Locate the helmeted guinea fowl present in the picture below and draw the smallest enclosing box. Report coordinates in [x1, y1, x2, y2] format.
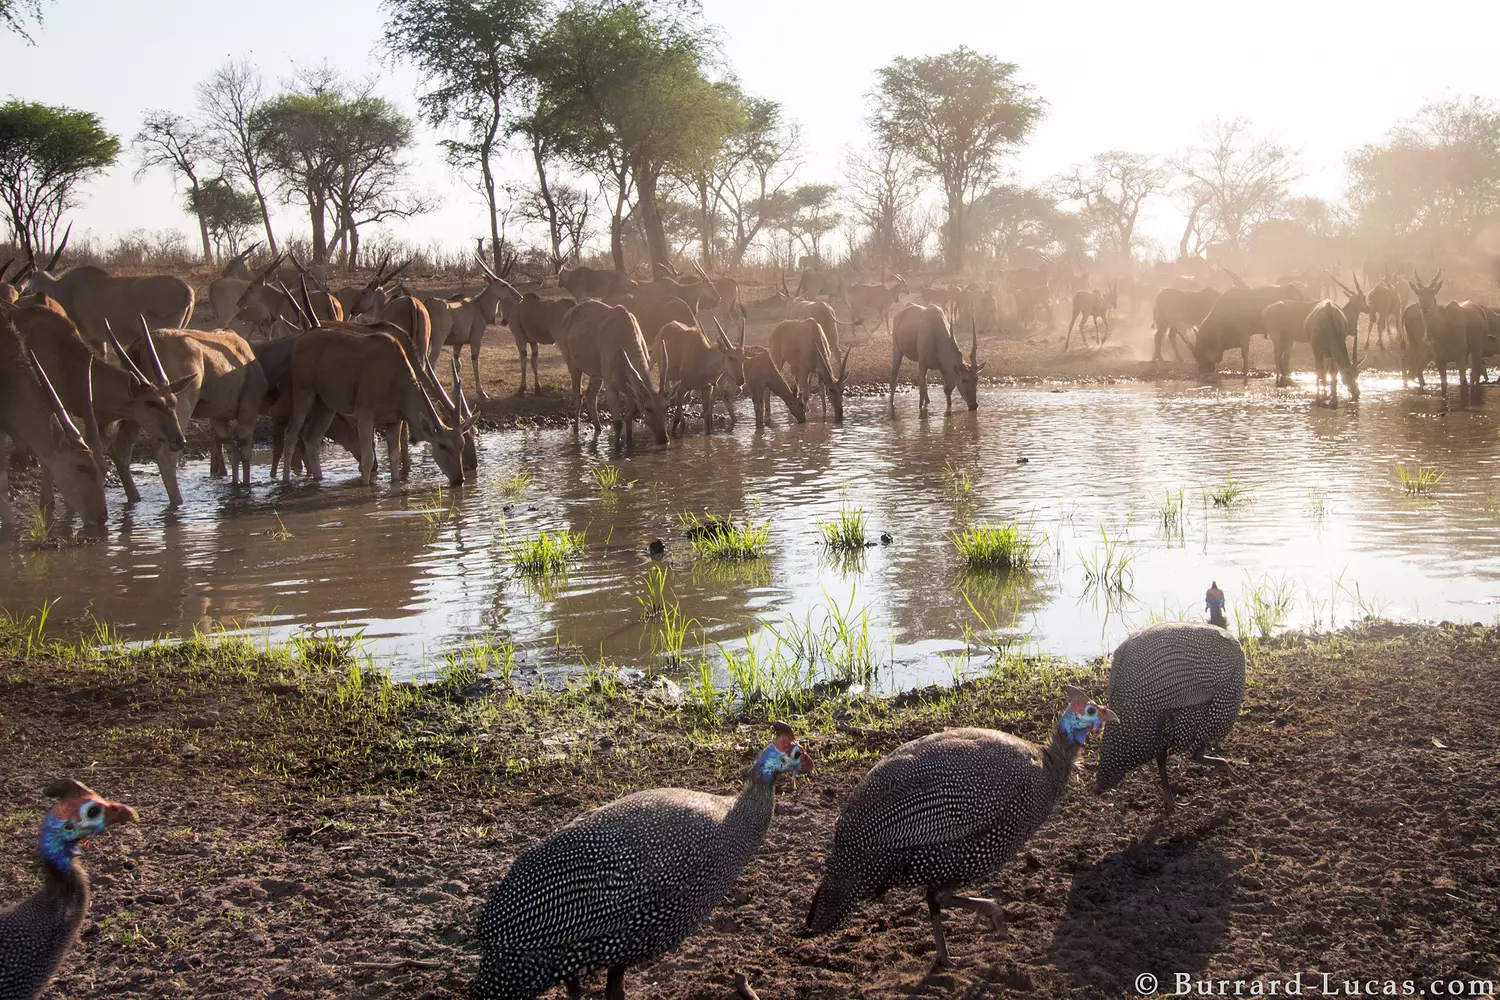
[1094, 619, 1245, 814]
[0, 779, 138, 1000]
[471, 722, 811, 1000]
[805, 685, 1116, 970]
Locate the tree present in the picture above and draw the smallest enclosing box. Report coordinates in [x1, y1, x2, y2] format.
[135, 111, 215, 263]
[382, 0, 543, 274]
[514, 176, 593, 265]
[1, 0, 48, 40]
[969, 184, 1077, 264]
[527, 0, 742, 271]
[0, 100, 118, 258]
[255, 69, 423, 264]
[1171, 119, 1299, 255]
[843, 143, 925, 275]
[776, 183, 841, 263]
[197, 58, 278, 252]
[868, 47, 1044, 270]
[189, 178, 262, 258]
[1347, 97, 1500, 253]
[1053, 150, 1163, 262]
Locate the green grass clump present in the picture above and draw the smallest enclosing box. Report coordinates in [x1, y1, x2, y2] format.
[590, 464, 631, 493]
[497, 468, 533, 497]
[680, 512, 769, 561]
[1080, 525, 1135, 593]
[817, 505, 867, 551]
[950, 521, 1041, 570]
[1395, 462, 1443, 495]
[507, 529, 585, 575]
[1207, 474, 1252, 507]
[1156, 488, 1186, 535]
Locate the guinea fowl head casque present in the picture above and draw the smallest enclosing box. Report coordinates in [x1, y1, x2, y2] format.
[753, 721, 813, 783]
[38, 779, 137, 873]
[1059, 684, 1120, 745]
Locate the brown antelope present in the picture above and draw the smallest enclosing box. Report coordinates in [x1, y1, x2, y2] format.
[1066, 281, 1118, 350]
[14, 310, 193, 506]
[796, 268, 848, 301]
[377, 294, 434, 361]
[112, 328, 268, 505]
[742, 347, 806, 429]
[1408, 272, 1484, 402]
[553, 299, 672, 446]
[1152, 287, 1220, 362]
[1012, 284, 1050, 328]
[694, 262, 739, 321]
[787, 297, 861, 357]
[656, 314, 746, 436]
[1189, 281, 1307, 375]
[219, 243, 259, 281]
[1400, 302, 1432, 389]
[889, 303, 983, 412]
[609, 294, 697, 362]
[283, 325, 474, 486]
[423, 254, 522, 397]
[0, 257, 23, 303]
[237, 257, 345, 334]
[769, 318, 851, 423]
[847, 275, 909, 334]
[558, 263, 624, 300]
[22, 257, 195, 354]
[508, 294, 575, 395]
[1366, 276, 1402, 348]
[1305, 300, 1358, 407]
[1261, 299, 1318, 385]
[0, 313, 108, 533]
[639, 261, 721, 313]
[334, 256, 410, 321]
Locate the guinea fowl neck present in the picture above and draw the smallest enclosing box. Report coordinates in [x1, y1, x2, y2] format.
[723, 773, 780, 853]
[1040, 720, 1086, 801]
[37, 825, 89, 908]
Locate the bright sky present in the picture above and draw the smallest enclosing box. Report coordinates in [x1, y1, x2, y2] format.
[3, 0, 1497, 260]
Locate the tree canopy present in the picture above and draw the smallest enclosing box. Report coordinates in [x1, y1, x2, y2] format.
[0, 99, 119, 258]
[868, 47, 1043, 269]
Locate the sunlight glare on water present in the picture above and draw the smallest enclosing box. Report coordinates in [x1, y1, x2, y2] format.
[4, 375, 1499, 689]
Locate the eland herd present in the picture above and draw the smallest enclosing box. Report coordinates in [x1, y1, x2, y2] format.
[0, 233, 1493, 537]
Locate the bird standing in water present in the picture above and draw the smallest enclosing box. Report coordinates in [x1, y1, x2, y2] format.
[1205, 581, 1227, 628]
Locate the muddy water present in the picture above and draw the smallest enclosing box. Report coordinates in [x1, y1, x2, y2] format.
[4, 375, 1500, 688]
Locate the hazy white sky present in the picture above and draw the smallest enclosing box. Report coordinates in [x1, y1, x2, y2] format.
[3, 0, 1497, 258]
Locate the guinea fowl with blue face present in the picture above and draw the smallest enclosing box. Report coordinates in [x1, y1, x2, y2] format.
[0, 779, 138, 1000]
[471, 721, 811, 1000]
[805, 685, 1116, 971]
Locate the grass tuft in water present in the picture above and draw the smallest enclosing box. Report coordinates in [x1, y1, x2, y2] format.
[1206, 474, 1252, 508]
[507, 529, 585, 575]
[1305, 487, 1329, 522]
[680, 512, 769, 561]
[817, 505, 867, 551]
[1394, 462, 1443, 495]
[636, 564, 670, 619]
[1156, 488, 1186, 535]
[950, 520, 1041, 570]
[590, 464, 632, 493]
[497, 468, 533, 497]
[1080, 526, 1135, 593]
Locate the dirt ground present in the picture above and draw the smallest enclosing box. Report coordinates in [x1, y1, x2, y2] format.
[2, 622, 1496, 999]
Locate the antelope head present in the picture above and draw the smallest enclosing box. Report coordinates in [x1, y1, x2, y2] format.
[711, 316, 746, 386]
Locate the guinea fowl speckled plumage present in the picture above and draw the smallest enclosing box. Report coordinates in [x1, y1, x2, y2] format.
[805, 686, 1116, 970]
[0, 779, 137, 1000]
[1094, 620, 1246, 814]
[471, 723, 811, 1000]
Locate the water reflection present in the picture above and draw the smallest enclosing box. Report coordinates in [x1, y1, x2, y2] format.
[4, 373, 1500, 688]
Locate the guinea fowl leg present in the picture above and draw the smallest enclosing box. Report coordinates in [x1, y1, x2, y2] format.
[1157, 749, 1176, 815]
[936, 892, 1006, 932]
[605, 965, 627, 1000]
[1190, 750, 1232, 772]
[925, 888, 953, 971]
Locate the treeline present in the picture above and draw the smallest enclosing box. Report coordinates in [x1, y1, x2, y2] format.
[1, 0, 1498, 278]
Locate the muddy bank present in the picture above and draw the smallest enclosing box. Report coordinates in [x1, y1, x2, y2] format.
[2, 619, 1496, 998]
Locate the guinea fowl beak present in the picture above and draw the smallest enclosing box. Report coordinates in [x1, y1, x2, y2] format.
[1097, 706, 1120, 727]
[103, 802, 139, 827]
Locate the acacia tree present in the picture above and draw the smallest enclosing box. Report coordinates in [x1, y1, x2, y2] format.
[1171, 119, 1298, 255]
[1, 0, 48, 40]
[189, 178, 262, 257]
[256, 70, 422, 264]
[381, 0, 543, 273]
[0, 100, 118, 258]
[1348, 97, 1500, 251]
[197, 58, 278, 253]
[135, 111, 215, 263]
[1053, 150, 1163, 262]
[527, 0, 741, 271]
[776, 183, 840, 263]
[843, 143, 924, 275]
[868, 47, 1044, 271]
